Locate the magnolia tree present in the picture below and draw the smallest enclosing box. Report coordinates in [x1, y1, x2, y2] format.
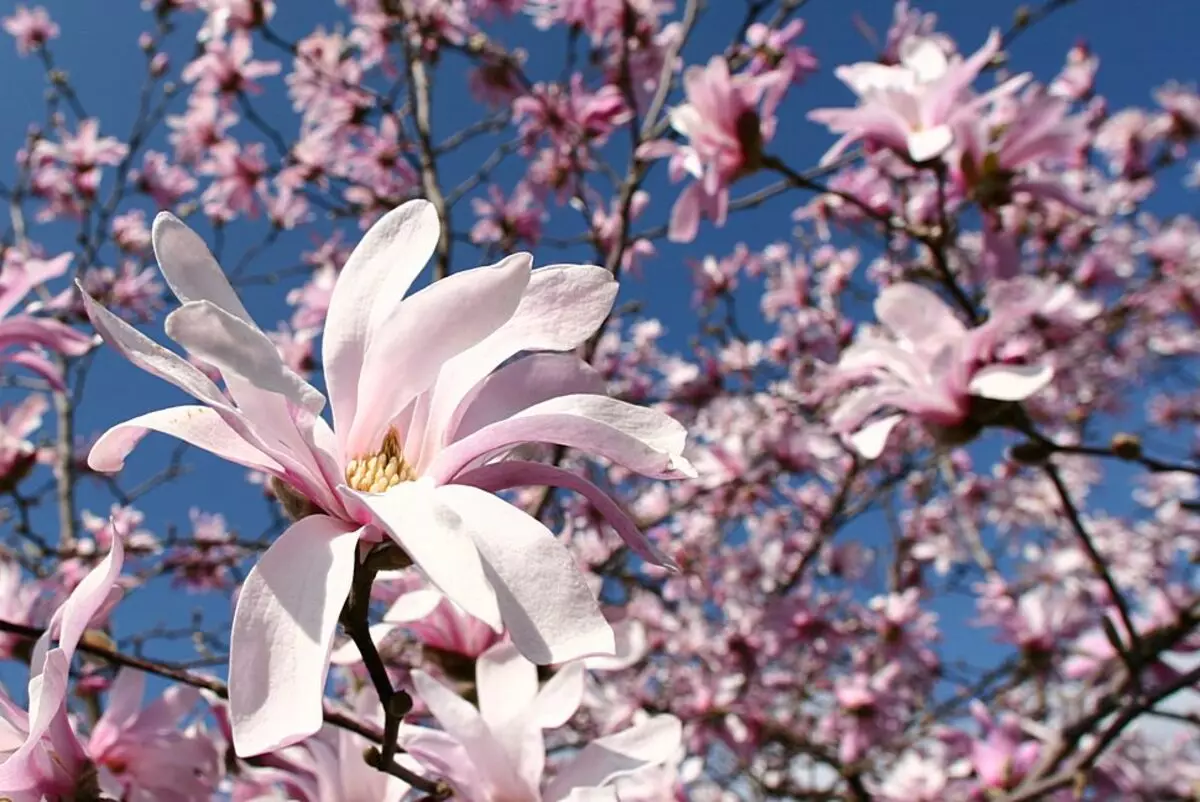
[0, 0, 1196, 799]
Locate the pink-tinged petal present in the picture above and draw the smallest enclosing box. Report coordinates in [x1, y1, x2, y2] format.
[419, 265, 617, 454]
[35, 536, 125, 667]
[398, 724, 485, 796]
[475, 645, 540, 781]
[0, 317, 96, 356]
[0, 651, 71, 791]
[433, 395, 693, 484]
[165, 301, 324, 414]
[0, 691, 27, 752]
[0, 350, 68, 391]
[848, 414, 903, 459]
[531, 661, 585, 730]
[542, 715, 683, 801]
[584, 620, 648, 672]
[435, 484, 615, 664]
[228, 515, 360, 757]
[874, 283, 965, 346]
[457, 460, 675, 569]
[346, 253, 531, 458]
[0, 253, 72, 319]
[87, 669, 144, 755]
[323, 201, 440, 440]
[79, 287, 227, 408]
[667, 183, 702, 243]
[463, 642, 529, 706]
[344, 480, 503, 632]
[906, 125, 954, 162]
[967, 363, 1054, 401]
[152, 213, 254, 321]
[410, 670, 528, 795]
[87, 405, 283, 475]
[449, 353, 607, 448]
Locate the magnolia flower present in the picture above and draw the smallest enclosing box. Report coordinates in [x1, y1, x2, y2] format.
[87, 669, 221, 801]
[809, 30, 1029, 165]
[403, 641, 683, 801]
[0, 536, 124, 797]
[233, 690, 412, 802]
[828, 283, 1054, 458]
[83, 199, 693, 757]
[0, 252, 96, 389]
[637, 57, 786, 243]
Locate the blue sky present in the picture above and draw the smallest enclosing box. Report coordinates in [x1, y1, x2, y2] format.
[0, 0, 1196, 710]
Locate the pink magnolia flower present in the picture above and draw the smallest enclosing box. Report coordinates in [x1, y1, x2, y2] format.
[3, 5, 58, 54]
[0, 251, 96, 389]
[954, 87, 1090, 211]
[0, 536, 123, 797]
[827, 283, 1054, 458]
[87, 669, 221, 801]
[741, 20, 818, 82]
[168, 94, 238, 165]
[638, 57, 785, 243]
[182, 31, 280, 96]
[969, 701, 1041, 791]
[471, 182, 545, 248]
[809, 30, 1028, 165]
[131, 151, 198, 208]
[83, 199, 693, 757]
[232, 690, 412, 802]
[404, 641, 683, 801]
[199, 140, 268, 221]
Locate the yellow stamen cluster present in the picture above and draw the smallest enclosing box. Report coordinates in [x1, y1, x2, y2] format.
[345, 428, 417, 493]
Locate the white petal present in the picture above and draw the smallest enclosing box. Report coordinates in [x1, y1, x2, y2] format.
[345, 480, 503, 632]
[543, 715, 683, 801]
[967, 362, 1054, 401]
[228, 516, 360, 757]
[152, 212, 253, 322]
[323, 200, 440, 442]
[436, 484, 615, 665]
[848, 414, 903, 459]
[165, 300, 324, 414]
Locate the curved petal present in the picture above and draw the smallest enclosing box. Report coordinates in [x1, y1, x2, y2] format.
[430, 395, 694, 484]
[967, 363, 1054, 401]
[475, 642, 539, 735]
[906, 124, 954, 162]
[447, 353, 608, 450]
[323, 201, 440, 440]
[88, 669, 144, 754]
[457, 460, 675, 570]
[410, 670, 527, 795]
[873, 283, 965, 347]
[419, 265, 617, 453]
[79, 287, 227, 409]
[344, 480, 502, 632]
[435, 484, 615, 664]
[398, 724, 483, 794]
[346, 253, 531, 459]
[532, 661, 585, 730]
[87, 405, 283, 475]
[228, 515, 360, 757]
[542, 715, 682, 801]
[165, 300, 324, 414]
[848, 414, 904, 459]
[152, 213, 253, 321]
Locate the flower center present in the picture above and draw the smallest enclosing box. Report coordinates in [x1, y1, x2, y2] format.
[345, 428, 417, 493]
